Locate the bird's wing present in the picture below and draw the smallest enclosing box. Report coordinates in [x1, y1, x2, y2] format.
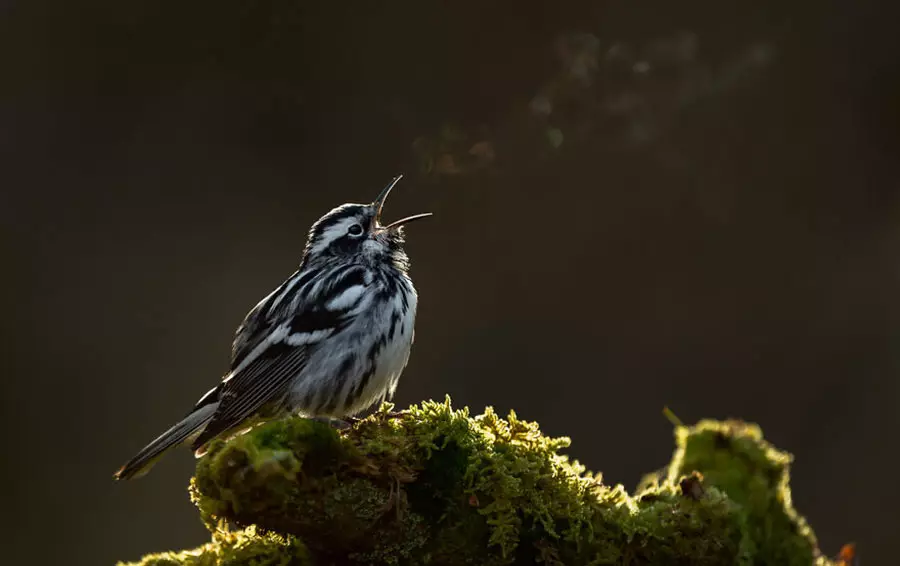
[230, 268, 306, 369]
[190, 335, 310, 451]
[192, 265, 370, 450]
[230, 298, 271, 369]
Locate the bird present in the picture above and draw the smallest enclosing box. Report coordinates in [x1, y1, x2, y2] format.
[113, 175, 431, 480]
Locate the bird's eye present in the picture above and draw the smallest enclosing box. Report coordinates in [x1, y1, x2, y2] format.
[347, 223, 364, 236]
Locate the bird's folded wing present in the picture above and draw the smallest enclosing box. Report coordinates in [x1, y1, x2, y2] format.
[190, 339, 310, 451]
[191, 296, 361, 451]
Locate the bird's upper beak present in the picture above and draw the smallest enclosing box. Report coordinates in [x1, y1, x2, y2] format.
[371, 174, 433, 232]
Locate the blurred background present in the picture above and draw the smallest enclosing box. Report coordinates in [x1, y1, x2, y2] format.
[2, 0, 899, 564]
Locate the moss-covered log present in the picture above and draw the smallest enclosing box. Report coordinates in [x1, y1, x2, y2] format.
[119, 398, 837, 565]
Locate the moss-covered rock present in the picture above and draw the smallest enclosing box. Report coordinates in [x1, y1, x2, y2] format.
[120, 398, 837, 565]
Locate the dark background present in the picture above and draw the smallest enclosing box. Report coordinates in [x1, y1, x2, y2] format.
[2, 1, 899, 564]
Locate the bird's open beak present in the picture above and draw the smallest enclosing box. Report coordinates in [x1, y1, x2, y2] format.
[371, 174, 433, 232]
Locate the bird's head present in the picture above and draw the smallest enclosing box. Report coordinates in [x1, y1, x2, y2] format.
[302, 175, 431, 268]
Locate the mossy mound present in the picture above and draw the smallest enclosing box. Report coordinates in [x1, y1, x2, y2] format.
[120, 398, 836, 565]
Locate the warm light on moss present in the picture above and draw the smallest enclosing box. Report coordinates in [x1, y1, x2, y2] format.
[116, 527, 310, 566]
[666, 419, 821, 565]
[120, 398, 838, 565]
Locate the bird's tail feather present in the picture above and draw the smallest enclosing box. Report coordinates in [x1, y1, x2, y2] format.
[113, 403, 218, 480]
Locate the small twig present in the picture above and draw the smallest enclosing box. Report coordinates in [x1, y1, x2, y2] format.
[662, 406, 684, 428]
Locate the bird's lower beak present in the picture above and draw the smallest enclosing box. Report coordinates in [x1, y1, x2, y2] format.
[371, 174, 432, 232]
[380, 212, 433, 231]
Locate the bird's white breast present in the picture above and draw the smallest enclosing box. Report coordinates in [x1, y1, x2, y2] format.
[285, 274, 418, 416]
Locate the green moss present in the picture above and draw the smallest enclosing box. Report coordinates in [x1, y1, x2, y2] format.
[666, 420, 821, 566]
[123, 398, 837, 565]
[116, 527, 310, 566]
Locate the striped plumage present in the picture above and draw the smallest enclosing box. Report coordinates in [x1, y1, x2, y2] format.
[114, 176, 430, 480]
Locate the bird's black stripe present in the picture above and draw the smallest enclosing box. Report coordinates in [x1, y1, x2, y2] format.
[388, 310, 400, 340]
[261, 269, 303, 316]
[289, 307, 350, 335]
[350, 365, 376, 406]
[336, 354, 356, 386]
[327, 351, 354, 412]
[285, 266, 323, 301]
[349, 332, 388, 402]
[342, 385, 359, 411]
[282, 267, 366, 337]
[321, 354, 356, 415]
[325, 267, 368, 299]
[265, 264, 341, 318]
[399, 284, 409, 311]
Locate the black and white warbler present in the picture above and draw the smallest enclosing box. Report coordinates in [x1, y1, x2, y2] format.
[114, 175, 431, 480]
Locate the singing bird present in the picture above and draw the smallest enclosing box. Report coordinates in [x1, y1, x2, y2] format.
[114, 175, 431, 480]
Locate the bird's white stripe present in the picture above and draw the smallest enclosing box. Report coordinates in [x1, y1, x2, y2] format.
[285, 329, 333, 346]
[326, 285, 366, 310]
[308, 217, 360, 256]
[228, 324, 289, 378]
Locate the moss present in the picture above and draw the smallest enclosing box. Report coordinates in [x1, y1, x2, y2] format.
[122, 398, 838, 565]
[666, 420, 822, 566]
[117, 527, 310, 566]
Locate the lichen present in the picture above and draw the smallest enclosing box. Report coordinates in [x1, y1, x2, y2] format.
[120, 398, 838, 565]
